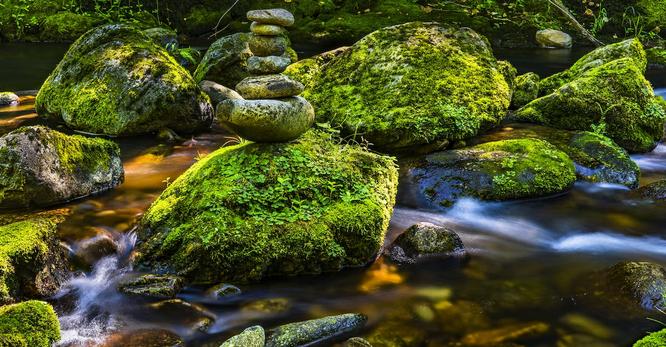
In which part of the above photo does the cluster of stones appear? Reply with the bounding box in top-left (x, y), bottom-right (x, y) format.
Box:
top-left (217, 9), bottom-right (315, 143)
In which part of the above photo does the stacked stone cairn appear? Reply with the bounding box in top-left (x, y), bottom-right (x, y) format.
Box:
top-left (217, 9), bottom-right (315, 143)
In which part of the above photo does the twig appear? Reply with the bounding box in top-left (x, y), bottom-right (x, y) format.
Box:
top-left (548, 0), bottom-right (604, 46)
top-left (208, 0), bottom-right (240, 39)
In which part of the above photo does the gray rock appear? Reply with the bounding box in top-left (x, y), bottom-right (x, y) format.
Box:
top-left (221, 326), bottom-right (265, 347)
top-left (249, 34), bottom-right (288, 57)
top-left (247, 56), bottom-right (291, 74)
top-left (74, 234), bottom-right (119, 268)
top-left (0, 126), bottom-right (124, 208)
top-left (217, 96), bottom-right (314, 142)
top-left (142, 27), bottom-right (178, 48)
top-left (236, 74), bottom-right (304, 99)
top-left (118, 274), bottom-right (184, 299)
top-left (388, 222), bottom-right (465, 263)
top-left (536, 29), bottom-right (572, 48)
top-left (266, 313), bottom-right (367, 347)
top-left (247, 9), bottom-right (295, 27)
top-left (634, 180), bottom-right (666, 201)
top-left (194, 33), bottom-right (253, 87)
top-left (251, 22), bottom-right (287, 36)
top-left (199, 80), bottom-right (243, 107)
top-left (207, 283), bottom-right (242, 298)
top-left (0, 92), bottom-right (19, 106)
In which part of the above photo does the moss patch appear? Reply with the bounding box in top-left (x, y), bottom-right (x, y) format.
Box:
top-left (511, 72), bottom-right (540, 109)
top-left (635, 329), bottom-right (666, 347)
top-left (137, 131), bottom-right (398, 283)
top-left (39, 12), bottom-right (97, 42)
top-left (0, 300), bottom-right (60, 347)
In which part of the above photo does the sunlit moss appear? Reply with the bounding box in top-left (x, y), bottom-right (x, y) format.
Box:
top-left (0, 300), bottom-right (60, 347)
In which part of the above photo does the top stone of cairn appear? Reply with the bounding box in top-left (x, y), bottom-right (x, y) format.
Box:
top-left (247, 8), bottom-right (295, 27)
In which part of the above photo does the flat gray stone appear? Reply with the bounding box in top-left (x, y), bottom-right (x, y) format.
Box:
top-left (217, 96), bottom-right (314, 142)
top-left (247, 56), bottom-right (291, 74)
top-left (236, 74), bottom-right (304, 99)
top-left (247, 9), bottom-right (294, 27)
top-left (249, 34), bottom-right (288, 56)
top-left (199, 80), bottom-right (243, 107)
top-left (221, 326), bottom-right (265, 347)
top-left (251, 22), bottom-right (286, 36)
top-left (118, 274), bottom-right (184, 299)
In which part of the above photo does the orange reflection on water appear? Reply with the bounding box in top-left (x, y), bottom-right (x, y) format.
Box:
top-left (359, 258), bottom-right (405, 293)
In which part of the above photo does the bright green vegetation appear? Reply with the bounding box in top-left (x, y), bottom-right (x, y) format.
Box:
top-left (516, 56), bottom-right (665, 153)
top-left (286, 22), bottom-right (512, 153)
top-left (414, 139), bottom-right (576, 207)
top-left (512, 73), bottom-right (540, 109)
top-left (35, 24), bottom-right (212, 136)
top-left (193, 32), bottom-right (252, 87)
top-left (0, 300), bottom-right (60, 347)
top-left (138, 131), bottom-right (398, 283)
top-left (647, 47), bottom-right (666, 66)
top-left (39, 12), bottom-right (95, 41)
top-left (635, 329), bottom-right (666, 347)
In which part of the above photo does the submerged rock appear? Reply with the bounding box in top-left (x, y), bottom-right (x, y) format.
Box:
top-left (118, 274), bottom-right (184, 299)
top-left (461, 321), bottom-right (550, 346)
top-left (536, 29), bottom-right (572, 48)
top-left (516, 57), bottom-right (665, 153)
top-left (207, 283), bottom-right (241, 298)
top-left (511, 73), bottom-right (540, 109)
top-left (100, 329), bottom-right (183, 347)
top-left (0, 126), bottom-right (123, 208)
top-left (265, 313), bottom-right (367, 347)
top-left (344, 337), bottom-right (373, 346)
top-left (136, 132), bottom-right (398, 283)
top-left (0, 92), bottom-right (19, 106)
top-left (194, 33), bottom-right (253, 87)
top-left (222, 326), bottom-right (265, 347)
top-left (634, 180), bottom-right (666, 201)
top-left (285, 22), bottom-right (512, 153)
top-left (199, 80), bottom-right (243, 107)
top-left (217, 96), bottom-right (315, 142)
top-left (0, 213), bottom-right (69, 304)
top-left (388, 222), bottom-right (465, 263)
top-left (36, 24), bottom-right (213, 136)
top-left (403, 138), bottom-right (576, 208)
top-left (0, 300), bottom-right (60, 347)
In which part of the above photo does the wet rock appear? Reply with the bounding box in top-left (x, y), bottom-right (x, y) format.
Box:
top-left (344, 337), bottom-right (373, 346)
top-left (461, 321), bottom-right (550, 346)
top-left (217, 96), bottom-right (315, 142)
top-left (207, 283), bottom-right (242, 298)
top-left (247, 56), bottom-right (292, 74)
top-left (511, 73), bottom-right (540, 109)
top-left (101, 329), bottom-right (184, 347)
top-left (581, 261), bottom-right (666, 318)
top-left (0, 126), bottom-right (124, 208)
top-left (634, 180), bottom-right (666, 201)
top-left (194, 33), bottom-right (253, 87)
top-left (251, 22), bottom-right (287, 36)
top-left (559, 313), bottom-right (614, 340)
top-left (536, 29), bottom-right (572, 48)
top-left (249, 34), bottom-right (289, 57)
top-left (199, 80), bottom-right (243, 107)
top-left (221, 326), bottom-right (265, 347)
top-left (285, 22), bottom-right (512, 153)
top-left (266, 313), bottom-right (367, 347)
top-left (143, 27), bottom-right (178, 48)
top-left (557, 333), bottom-right (616, 347)
top-left (388, 222), bottom-right (465, 263)
top-left (136, 132), bottom-right (397, 284)
top-left (118, 274), bottom-right (184, 299)
top-left (436, 300), bottom-right (491, 337)
top-left (36, 24), bottom-right (213, 136)
top-left (0, 92), bottom-right (19, 106)
top-left (73, 233), bottom-right (119, 268)
top-left (247, 9), bottom-right (295, 27)
top-left (0, 300), bottom-right (60, 347)
top-left (365, 306), bottom-right (426, 347)
top-left (236, 75), bottom-right (304, 99)
top-left (156, 128), bottom-right (183, 143)
top-left (403, 138), bottom-right (576, 208)
top-left (243, 298), bottom-right (290, 314)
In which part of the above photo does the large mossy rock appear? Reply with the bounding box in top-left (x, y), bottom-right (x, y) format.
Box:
top-left (0, 300), bottom-right (60, 347)
top-left (266, 313), bottom-right (367, 347)
top-left (35, 24), bottom-right (213, 136)
top-left (473, 124), bottom-right (640, 188)
top-left (515, 57), bottom-right (665, 153)
top-left (136, 132), bottom-right (398, 283)
top-left (0, 126), bottom-right (123, 208)
top-left (402, 139), bottom-right (576, 208)
top-left (285, 22), bottom-right (512, 153)
top-left (0, 211), bottom-right (69, 304)
top-left (193, 33), bottom-right (253, 87)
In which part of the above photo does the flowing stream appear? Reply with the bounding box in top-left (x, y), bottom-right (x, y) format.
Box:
top-left (1, 45), bottom-right (666, 346)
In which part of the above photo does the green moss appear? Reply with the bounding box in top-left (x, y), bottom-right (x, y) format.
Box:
top-left (285, 22), bottom-right (511, 153)
top-left (36, 24), bottom-right (211, 136)
top-left (647, 47), bottom-right (666, 66)
top-left (637, 0), bottom-right (666, 29)
top-left (0, 300), bottom-right (60, 347)
top-left (193, 32), bottom-right (252, 86)
top-left (516, 58), bottom-right (665, 153)
top-left (39, 12), bottom-right (97, 42)
top-left (138, 131), bottom-right (398, 283)
top-left (511, 72), bottom-right (540, 109)
top-left (635, 329), bottom-right (666, 347)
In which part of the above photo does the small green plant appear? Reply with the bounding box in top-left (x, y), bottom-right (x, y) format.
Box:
top-left (591, 5), bottom-right (609, 36)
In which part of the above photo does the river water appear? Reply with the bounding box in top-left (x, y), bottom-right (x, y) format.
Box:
top-left (1, 43), bottom-right (666, 346)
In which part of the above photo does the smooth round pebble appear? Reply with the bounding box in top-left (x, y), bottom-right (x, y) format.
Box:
top-left (236, 74), bottom-right (304, 100)
top-left (250, 22), bottom-right (286, 36)
top-left (199, 80), bottom-right (243, 107)
top-left (247, 56), bottom-right (292, 74)
top-left (247, 9), bottom-right (295, 27)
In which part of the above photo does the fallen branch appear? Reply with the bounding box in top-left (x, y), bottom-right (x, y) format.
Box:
top-left (548, 0), bottom-right (604, 46)
top-left (208, 0), bottom-right (240, 39)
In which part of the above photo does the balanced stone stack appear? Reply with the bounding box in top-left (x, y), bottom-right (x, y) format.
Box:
top-left (217, 9), bottom-right (315, 143)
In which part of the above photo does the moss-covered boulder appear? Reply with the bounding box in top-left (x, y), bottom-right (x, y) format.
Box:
top-left (511, 72), bottom-right (540, 109)
top-left (402, 138), bottom-right (576, 208)
top-left (193, 33), bottom-right (253, 87)
top-left (515, 58), bottom-right (665, 153)
top-left (473, 124), bottom-right (640, 188)
top-left (221, 326), bottom-right (265, 347)
top-left (634, 329), bottom-right (666, 347)
top-left (0, 300), bottom-right (60, 347)
top-left (285, 22), bottom-right (512, 153)
top-left (0, 211), bottom-right (69, 304)
top-left (136, 132), bottom-right (398, 283)
top-left (538, 39), bottom-right (647, 96)
top-left (0, 126), bottom-right (123, 208)
top-left (266, 313), bottom-right (367, 347)
top-left (388, 222), bottom-right (465, 263)
top-left (36, 24), bottom-right (213, 136)
top-left (39, 12), bottom-right (97, 42)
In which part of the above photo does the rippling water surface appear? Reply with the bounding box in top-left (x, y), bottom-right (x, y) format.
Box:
top-left (1, 45), bottom-right (666, 346)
